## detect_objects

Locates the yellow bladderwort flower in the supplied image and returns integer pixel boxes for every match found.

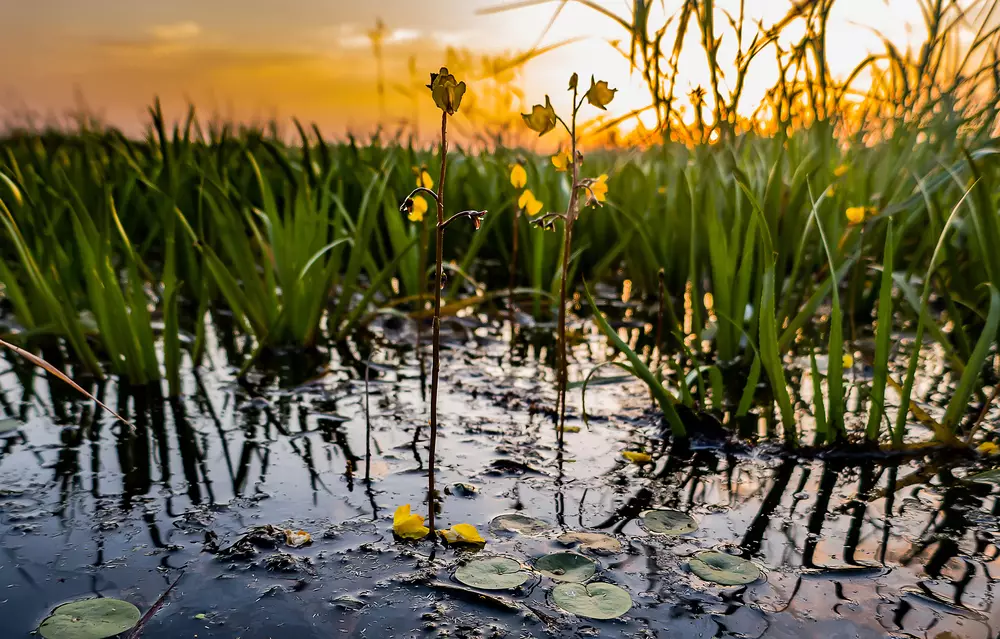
[393,504,429,540]
[522,95,557,136]
[427,67,466,115]
[622,451,652,464]
[842,353,854,369]
[589,174,609,204]
[834,164,849,177]
[551,150,573,172]
[518,189,543,216]
[416,169,434,189]
[585,76,617,110]
[438,523,486,545]
[845,206,866,225]
[510,163,527,189]
[408,195,428,222]
[826,185,836,197]
[977,442,1000,455]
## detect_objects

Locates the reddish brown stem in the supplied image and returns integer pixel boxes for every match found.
[428,111,448,538]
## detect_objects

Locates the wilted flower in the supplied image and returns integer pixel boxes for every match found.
[551,150,573,172]
[522,96,557,136]
[427,67,467,115]
[586,76,617,110]
[438,523,486,545]
[393,504,429,540]
[416,169,434,189]
[518,189,543,216]
[510,163,527,189]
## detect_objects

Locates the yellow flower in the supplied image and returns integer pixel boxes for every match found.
[510,163,527,189]
[585,76,617,110]
[518,189,543,216]
[551,150,573,172]
[522,96,557,136]
[622,451,652,464]
[393,504,429,540]
[657,186,667,195]
[416,170,434,189]
[427,67,467,115]
[845,206,866,225]
[408,195,428,222]
[978,442,1000,455]
[826,185,836,197]
[589,174,609,204]
[834,164,849,177]
[438,523,486,545]
[842,353,854,369]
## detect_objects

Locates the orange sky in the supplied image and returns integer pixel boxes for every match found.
[0,1,983,139]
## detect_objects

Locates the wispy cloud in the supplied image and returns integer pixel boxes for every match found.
[148,21,201,42]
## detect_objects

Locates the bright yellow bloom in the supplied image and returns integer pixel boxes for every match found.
[978,442,1000,455]
[551,150,573,172]
[590,174,609,204]
[842,353,854,369]
[416,170,434,189]
[510,164,527,189]
[834,164,849,177]
[393,504,429,539]
[845,206,866,225]
[408,196,428,222]
[518,189,543,216]
[438,523,486,545]
[622,451,652,464]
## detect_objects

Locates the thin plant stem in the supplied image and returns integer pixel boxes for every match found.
[509,206,520,330]
[556,83,580,448]
[428,110,448,539]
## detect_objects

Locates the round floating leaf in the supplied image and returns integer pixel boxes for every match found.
[535,552,597,582]
[688,551,761,585]
[489,514,550,536]
[640,509,698,535]
[455,556,531,590]
[556,531,623,555]
[38,598,141,639]
[0,418,22,436]
[551,582,632,620]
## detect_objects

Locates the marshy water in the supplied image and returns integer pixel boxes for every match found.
[1,294,999,639]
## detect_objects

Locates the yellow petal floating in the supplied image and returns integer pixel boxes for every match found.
[284,529,312,548]
[510,164,527,189]
[393,504,429,540]
[978,442,1000,455]
[834,164,849,177]
[522,96,557,136]
[586,76,617,110]
[845,206,866,225]
[416,170,434,189]
[518,189,543,216]
[590,174,609,204]
[408,195,428,222]
[622,451,652,464]
[439,523,486,545]
[551,150,573,172]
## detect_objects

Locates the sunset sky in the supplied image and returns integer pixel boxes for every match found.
[0,1,976,139]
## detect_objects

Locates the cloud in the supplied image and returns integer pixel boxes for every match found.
[149,21,201,42]
[324,23,464,50]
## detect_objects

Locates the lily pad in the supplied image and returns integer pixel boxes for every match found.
[969,468,1000,484]
[535,552,597,582]
[556,531,623,555]
[640,509,698,535]
[489,513,550,536]
[688,551,761,585]
[455,556,531,590]
[551,582,633,619]
[0,418,22,436]
[38,598,141,639]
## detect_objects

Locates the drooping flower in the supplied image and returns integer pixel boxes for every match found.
[438,523,486,545]
[588,174,609,204]
[522,96,557,136]
[622,451,652,464]
[551,150,573,172]
[416,169,434,189]
[510,163,527,189]
[408,195,428,222]
[518,189,543,216]
[393,504,429,540]
[427,67,467,115]
[586,76,617,110]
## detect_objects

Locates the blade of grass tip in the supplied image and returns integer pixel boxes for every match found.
[943,285,1000,435]
[893,180,979,447]
[866,219,895,442]
[0,338,134,432]
[582,281,687,438]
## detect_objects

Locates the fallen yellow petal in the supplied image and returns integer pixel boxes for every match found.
[622,451,652,464]
[842,353,854,369]
[393,504,429,540]
[439,523,486,545]
[977,442,999,455]
[284,529,312,548]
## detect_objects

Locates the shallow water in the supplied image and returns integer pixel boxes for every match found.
[1,308,999,638]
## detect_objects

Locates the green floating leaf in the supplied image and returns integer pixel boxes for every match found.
[968,468,1000,484]
[551,582,632,620]
[556,531,623,555]
[455,556,532,590]
[688,551,761,586]
[640,509,698,535]
[0,418,23,435]
[535,552,597,582]
[489,514,550,536]
[38,598,141,639]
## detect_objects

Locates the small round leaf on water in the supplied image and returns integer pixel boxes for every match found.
[556,531,623,555]
[38,598,141,639]
[640,509,698,535]
[455,556,531,590]
[551,582,632,620]
[688,551,761,585]
[535,552,597,582]
[489,514,550,536]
